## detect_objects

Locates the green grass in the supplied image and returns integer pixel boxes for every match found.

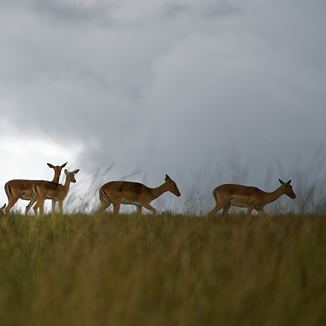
[0,213,326,326]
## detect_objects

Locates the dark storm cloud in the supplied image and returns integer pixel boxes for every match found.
[0,0,325,212]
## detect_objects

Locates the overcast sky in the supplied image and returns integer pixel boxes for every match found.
[0,0,325,213]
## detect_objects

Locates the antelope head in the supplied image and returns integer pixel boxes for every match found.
[47,162,68,180]
[64,169,80,184]
[165,175,181,197]
[279,179,296,199]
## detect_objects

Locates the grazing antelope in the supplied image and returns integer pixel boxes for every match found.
[0,204,6,217]
[208,179,296,216]
[32,169,79,216]
[4,162,67,215]
[97,174,181,217]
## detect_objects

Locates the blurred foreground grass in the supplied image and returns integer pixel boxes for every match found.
[0,213,326,326]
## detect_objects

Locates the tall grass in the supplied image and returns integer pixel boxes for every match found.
[0,213,326,326]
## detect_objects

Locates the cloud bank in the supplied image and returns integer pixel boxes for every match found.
[0,0,325,212]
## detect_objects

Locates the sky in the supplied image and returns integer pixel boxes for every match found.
[0,0,325,213]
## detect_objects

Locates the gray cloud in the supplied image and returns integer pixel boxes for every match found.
[1,0,114,24]
[0,0,325,212]
[159,0,241,20]
[32,0,113,23]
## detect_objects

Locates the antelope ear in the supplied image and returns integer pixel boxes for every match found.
[73,169,80,174]
[1,204,6,209]
[165,174,171,181]
[279,179,285,185]
[61,162,68,168]
[287,180,292,185]
[47,163,55,169]
[64,169,68,175]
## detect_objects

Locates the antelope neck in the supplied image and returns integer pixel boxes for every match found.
[52,172,61,184]
[262,186,285,204]
[149,182,168,200]
[61,177,73,196]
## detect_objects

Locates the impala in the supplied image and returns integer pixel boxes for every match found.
[97,174,181,217]
[32,169,79,216]
[4,162,67,215]
[0,204,6,217]
[208,179,296,216]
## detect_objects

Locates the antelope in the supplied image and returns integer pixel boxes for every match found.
[208,179,296,216]
[4,162,67,215]
[32,169,79,216]
[97,174,181,217]
[0,204,6,217]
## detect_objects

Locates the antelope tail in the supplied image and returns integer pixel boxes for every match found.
[99,188,111,203]
[5,183,12,201]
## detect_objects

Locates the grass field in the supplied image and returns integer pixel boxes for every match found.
[0,213,326,326]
